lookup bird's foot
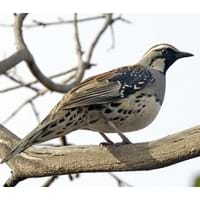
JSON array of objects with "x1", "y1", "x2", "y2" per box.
[
  {"x1": 114, "y1": 140, "x2": 132, "y2": 146},
  {"x1": 99, "y1": 139, "x2": 131, "y2": 148},
  {"x1": 99, "y1": 141, "x2": 114, "y2": 148}
]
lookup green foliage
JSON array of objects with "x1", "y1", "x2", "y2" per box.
[{"x1": 193, "y1": 176, "x2": 200, "y2": 187}]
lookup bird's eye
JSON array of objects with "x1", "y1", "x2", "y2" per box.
[{"x1": 161, "y1": 49, "x2": 168, "y2": 56}]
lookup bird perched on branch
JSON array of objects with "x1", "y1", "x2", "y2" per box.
[{"x1": 1, "y1": 43, "x2": 193, "y2": 163}]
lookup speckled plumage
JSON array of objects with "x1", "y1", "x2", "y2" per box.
[{"x1": 1, "y1": 43, "x2": 193, "y2": 163}]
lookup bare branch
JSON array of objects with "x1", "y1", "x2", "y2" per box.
[
  {"x1": 29, "y1": 101, "x2": 40, "y2": 123},
  {"x1": 0, "y1": 67, "x2": 77, "y2": 93},
  {"x1": 0, "y1": 50, "x2": 26, "y2": 74},
  {"x1": 4, "y1": 72, "x2": 40, "y2": 93},
  {"x1": 13, "y1": 13, "x2": 88, "y2": 93},
  {"x1": 74, "y1": 13, "x2": 83, "y2": 60},
  {"x1": 85, "y1": 14, "x2": 131, "y2": 63},
  {"x1": 0, "y1": 13, "x2": 123, "y2": 93},
  {"x1": 1, "y1": 124, "x2": 200, "y2": 186},
  {"x1": 42, "y1": 136, "x2": 79, "y2": 186},
  {"x1": 113, "y1": 14, "x2": 132, "y2": 24},
  {"x1": 86, "y1": 14, "x2": 113, "y2": 63},
  {"x1": 0, "y1": 15, "x2": 107, "y2": 28},
  {"x1": 109, "y1": 173, "x2": 132, "y2": 187},
  {"x1": 42, "y1": 176, "x2": 58, "y2": 187},
  {"x1": 2, "y1": 65, "x2": 84, "y2": 125},
  {"x1": 71, "y1": 13, "x2": 86, "y2": 85},
  {"x1": 108, "y1": 24, "x2": 115, "y2": 50},
  {"x1": 3, "y1": 175, "x2": 24, "y2": 187},
  {"x1": 30, "y1": 15, "x2": 106, "y2": 28},
  {"x1": 3, "y1": 89, "x2": 47, "y2": 124}
]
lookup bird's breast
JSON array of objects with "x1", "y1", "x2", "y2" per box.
[{"x1": 85, "y1": 92, "x2": 162, "y2": 133}]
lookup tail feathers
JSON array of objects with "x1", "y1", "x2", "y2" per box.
[
  {"x1": 1, "y1": 116, "x2": 72, "y2": 163},
  {"x1": 1, "y1": 141, "x2": 31, "y2": 163},
  {"x1": 1, "y1": 127, "x2": 44, "y2": 164}
]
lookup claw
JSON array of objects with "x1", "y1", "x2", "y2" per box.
[{"x1": 99, "y1": 142, "x2": 114, "y2": 148}]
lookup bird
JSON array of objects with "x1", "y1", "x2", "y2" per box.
[{"x1": 1, "y1": 43, "x2": 193, "y2": 163}]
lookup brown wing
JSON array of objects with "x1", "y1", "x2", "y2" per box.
[
  {"x1": 56, "y1": 65, "x2": 154, "y2": 110},
  {"x1": 60, "y1": 69, "x2": 122, "y2": 109}
]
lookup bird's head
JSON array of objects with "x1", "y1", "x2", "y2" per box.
[{"x1": 139, "y1": 44, "x2": 194, "y2": 74}]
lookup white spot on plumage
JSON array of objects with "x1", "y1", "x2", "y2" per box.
[
  {"x1": 134, "y1": 85, "x2": 140, "y2": 90},
  {"x1": 138, "y1": 81, "x2": 144, "y2": 84}
]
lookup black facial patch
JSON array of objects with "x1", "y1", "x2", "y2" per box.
[{"x1": 161, "y1": 48, "x2": 177, "y2": 72}]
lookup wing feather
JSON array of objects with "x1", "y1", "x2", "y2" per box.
[{"x1": 58, "y1": 65, "x2": 154, "y2": 109}]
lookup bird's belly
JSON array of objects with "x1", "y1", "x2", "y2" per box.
[
  {"x1": 116, "y1": 97, "x2": 161, "y2": 132},
  {"x1": 85, "y1": 95, "x2": 161, "y2": 133}
]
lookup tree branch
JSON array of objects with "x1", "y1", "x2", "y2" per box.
[
  {"x1": 0, "y1": 50, "x2": 26, "y2": 74},
  {"x1": 42, "y1": 176, "x2": 58, "y2": 187},
  {"x1": 109, "y1": 173, "x2": 132, "y2": 187},
  {"x1": 13, "y1": 13, "x2": 89, "y2": 93},
  {"x1": 4, "y1": 72, "x2": 40, "y2": 93},
  {"x1": 0, "y1": 14, "x2": 131, "y2": 29},
  {"x1": 0, "y1": 67, "x2": 77, "y2": 93},
  {"x1": 86, "y1": 14, "x2": 113, "y2": 63},
  {"x1": 0, "y1": 15, "x2": 107, "y2": 28},
  {"x1": 1, "y1": 124, "x2": 200, "y2": 186},
  {"x1": 0, "y1": 13, "x2": 125, "y2": 94}
]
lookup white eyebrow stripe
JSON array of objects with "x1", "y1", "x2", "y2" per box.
[
  {"x1": 151, "y1": 44, "x2": 174, "y2": 51},
  {"x1": 143, "y1": 44, "x2": 179, "y2": 56}
]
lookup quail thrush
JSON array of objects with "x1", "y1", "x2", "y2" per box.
[{"x1": 1, "y1": 43, "x2": 193, "y2": 163}]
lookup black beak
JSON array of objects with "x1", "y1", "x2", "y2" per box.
[{"x1": 176, "y1": 51, "x2": 194, "y2": 59}]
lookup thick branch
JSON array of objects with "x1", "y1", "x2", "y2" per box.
[
  {"x1": 1, "y1": 124, "x2": 200, "y2": 185},
  {"x1": 0, "y1": 50, "x2": 26, "y2": 74}
]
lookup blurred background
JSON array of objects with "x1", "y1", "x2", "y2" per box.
[{"x1": 0, "y1": 14, "x2": 200, "y2": 186}]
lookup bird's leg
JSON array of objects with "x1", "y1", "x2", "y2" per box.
[
  {"x1": 106, "y1": 120, "x2": 132, "y2": 144},
  {"x1": 107, "y1": 121, "x2": 131, "y2": 144},
  {"x1": 98, "y1": 132, "x2": 114, "y2": 145},
  {"x1": 99, "y1": 113, "x2": 131, "y2": 145}
]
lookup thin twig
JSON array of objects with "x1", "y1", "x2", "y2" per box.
[
  {"x1": 72, "y1": 13, "x2": 85, "y2": 85},
  {"x1": 2, "y1": 89, "x2": 47, "y2": 124},
  {"x1": 0, "y1": 15, "x2": 107, "y2": 28},
  {"x1": 29, "y1": 101, "x2": 41, "y2": 123},
  {"x1": 2, "y1": 66, "x2": 82, "y2": 125},
  {"x1": 86, "y1": 14, "x2": 113, "y2": 63},
  {"x1": 42, "y1": 176, "x2": 58, "y2": 187},
  {"x1": 4, "y1": 72, "x2": 40, "y2": 93},
  {"x1": 109, "y1": 173, "x2": 132, "y2": 187},
  {"x1": 108, "y1": 24, "x2": 115, "y2": 50},
  {"x1": 0, "y1": 14, "x2": 132, "y2": 29},
  {"x1": 0, "y1": 67, "x2": 77, "y2": 93},
  {"x1": 74, "y1": 13, "x2": 83, "y2": 60}
]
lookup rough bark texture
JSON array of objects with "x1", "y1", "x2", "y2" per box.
[{"x1": 1, "y1": 124, "x2": 200, "y2": 183}]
